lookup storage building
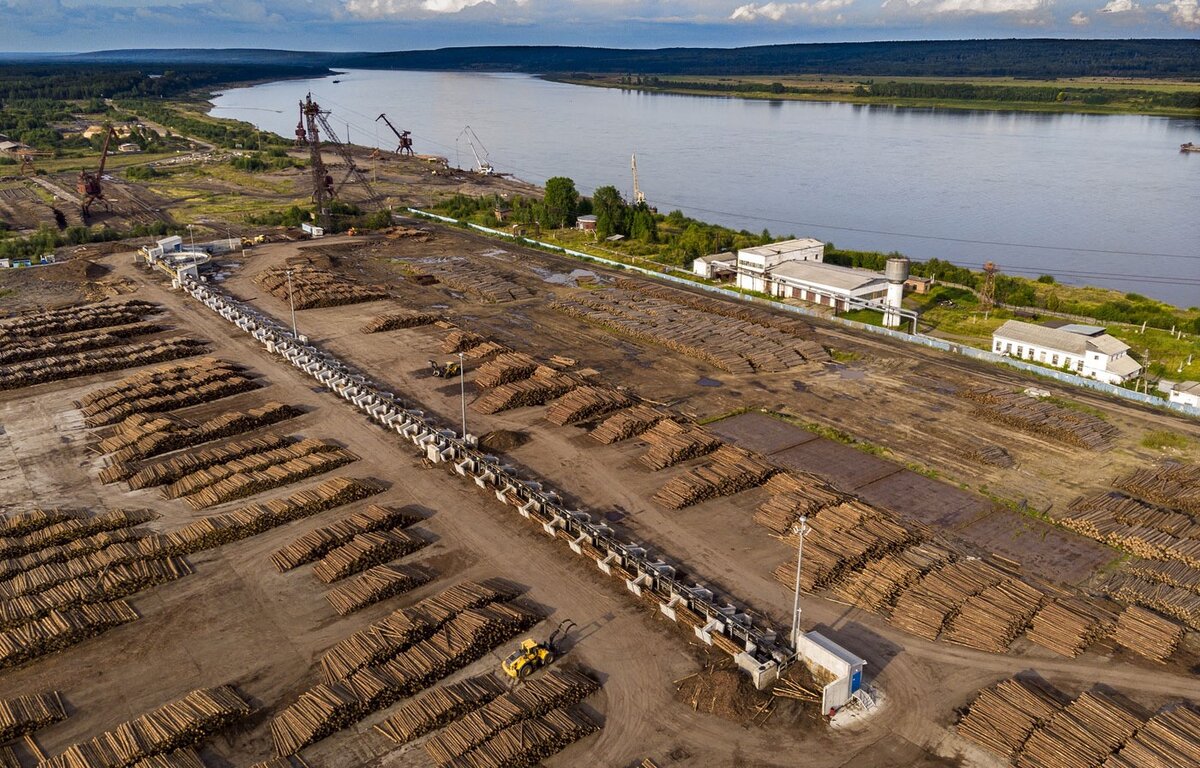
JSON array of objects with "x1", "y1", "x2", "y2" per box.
[
  {"x1": 992, "y1": 320, "x2": 1142, "y2": 385},
  {"x1": 735, "y1": 238, "x2": 825, "y2": 293},
  {"x1": 692, "y1": 251, "x2": 737, "y2": 280}
]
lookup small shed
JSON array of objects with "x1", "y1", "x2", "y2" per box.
[
  {"x1": 905, "y1": 275, "x2": 933, "y2": 294},
  {"x1": 796, "y1": 631, "x2": 866, "y2": 714},
  {"x1": 576, "y1": 215, "x2": 598, "y2": 232},
  {"x1": 301, "y1": 223, "x2": 325, "y2": 238},
  {"x1": 693, "y1": 251, "x2": 737, "y2": 280},
  {"x1": 493, "y1": 204, "x2": 511, "y2": 222}
]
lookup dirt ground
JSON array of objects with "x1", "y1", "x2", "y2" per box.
[{"x1": 1, "y1": 224, "x2": 1198, "y2": 768}]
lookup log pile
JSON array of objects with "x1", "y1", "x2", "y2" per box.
[
  {"x1": 1111, "y1": 605, "x2": 1184, "y2": 663},
  {"x1": 40, "y1": 686, "x2": 251, "y2": 768},
  {"x1": 753, "y1": 473, "x2": 844, "y2": 535},
  {"x1": 270, "y1": 504, "x2": 420, "y2": 571},
  {"x1": 965, "y1": 442, "x2": 1015, "y2": 468},
  {"x1": 888, "y1": 559, "x2": 1007, "y2": 640},
  {"x1": 652, "y1": 445, "x2": 777, "y2": 509},
  {"x1": 412, "y1": 260, "x2": 535, "y2": 303},
  {"x1": 424, "y1": 668, "x2": 599, "y2": 765},
  {"x1": 311, "y1": 529, "x2": 428, "y2": 583},
  {"x1": 163, "y1": 439, "x2": 348, "y2": 499},
  {"x1": 1052, "y1": 493, "x2": 1200, "y2": 569},
  {"x1": 125, "y1": 435, "x2": 293, "y2": 490},
  {"x1": 831, "y1": 542, "x2": 955, "y2": 612},
  {"x1": 179, "y1": 448, "x2": 359, "y2": 510},
  {"x1": 319, "y1": 580, "x2": 518, "y2": 683},
  {"x1": 545, "y1": 386, "x2": 631, "y2": 426},
  {"x1": 941, "y1": 577, "x2": 1044, "y2": 653},
  {"x1": 0, "y1": 338, "x2": 207, "y2": 392},
  {"x1": 474, "y1": 353, "x2": 538, "y2": 389},
  {"x1": 0, "y1": 509, "x2": 151, "y2": 560},
  {"x1": 1025, "y1": 597, "x2": 1119, "y2": 657},
  {"x1": 472, "y1": 368, "x2": 578, "y2": 415},
  {"x1": 442, "y1": 330, "x2": 485, "y2": 355},
  {"x1": 129, "y1": 749, "x2": 205, "y2": 768},
  {"x1": 0, "y1": 692, "x2": 66, "y2": 741},
  {"x1": 324, "y1": 563, "x2": 434, "y2": 615},
  {"x1": 1016, "y1": 690, "x2": 1147, "y2": 768},
  {"x1": 162, "y1": 477, "x2": 385, "y2": 555},
  {"x1": 253, "y1": 266, "x2": 388, "y2": 310},
  {"x1": 1114, "y1": 462, "x2": 1200, "y2": 517},
  {"x1": 0, "y1": 509, "x2": 74, "y2": 539},
  {"x1": 0, "y1": 600, "x2": 139, "y2": 668},
  {"x1": 1103, "y1": 573, "x2": 1200, "y2": 630},
  {"x1": 1124, "y1": 558, "x2": 1200, "y2": 594},
  {"x1": 443, "y1": 706, "x2": 597, "y2": 768},
  {"x1": 360, "y1": 311, "x2": 438, "y2": 333},
  {"x1": 588, "y1": 406, "x2": 669, "y2": 444},
  {"x1": 956, "y1": 677, "x2": 1068, "y2": 761},
  {"x1": 773, "y1": 502, "x2": 918, "y2": 593},
  {"x1": 0, "y1": 323, "x2": 165, "y2": 367},
  {"x1": 0, "y1": 535, "x2": 172, "y2": 598},
  {"x1": 638, "y1": 420, "x2": 722, "y2": 471},
  {"x1": 81, "y1": 360, "x2": 257, "y2": 427},
  {"x1": 0, "y1": 300, "x2": 159, "y2": 340},
  {"x1": 959, "y1": 386, "x2": 1119, "y2": 450},
  {"x1": 463, "y1": 341, "x2": 508, "y2": 361},
  {"x1": 374, "y1": 675, "x2": 507, "y2": 746},
  {"x1": 614, "y1": 277, "x2": 819, "y2": 338},
  {"x1": 1106, "y1": 706, "x2": 1200, "y2": 768}
]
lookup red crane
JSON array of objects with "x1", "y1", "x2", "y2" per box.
[
  {"x1": 77, "y1": 127, "x2": 117, "y2": 219},
  {"x1": 375, "y1": 113, "x2": 414, "y2": 156}
]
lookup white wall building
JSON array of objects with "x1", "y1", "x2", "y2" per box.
[
  {"x1": 735, "y1": 238, "x2": 825, "y2": 293},
  {"x1": 692, "y1": 251, "x2": 737, "y2": 280},
  {"x1": 767, "y1": 261, "x2": 890, "y2": 312},
  {"x1": 992, "y1": 320, "x2": 1142, "y2": 385},
  {"x1": 1165, "y1": 381, "x2": 1200, "y2": 408}
]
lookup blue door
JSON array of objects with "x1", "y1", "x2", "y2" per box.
[{"x1": 850, "y1": 667, "x2": 862, "y2": 693}]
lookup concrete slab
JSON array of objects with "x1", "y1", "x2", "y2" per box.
[
  {"x1": 856, "y1": 469, "x2": 992, "y2": 530},
  {"x1": 770, "y1": 439, "x2": 901, "y2": 491},
  {"x1": 705, "y1": 411, "x2": 819, "y2": 455},
  {"x1": 955, "y1": 510, "x2": 1115, "y2": 585}
]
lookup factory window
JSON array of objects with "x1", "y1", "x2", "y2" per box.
[
  {"x1": 1038, "y1": 351, "x2": 1046, "y2": 362},
  {"x1": 1005, "y1": 343, "x2": 1012, "y2": 353},
  {"x1": 1065, "y1": 357, "x2": 1072, "y2": 369},
  {"x1": 1052, "y1": 354, "x2": 1059, "y2": 366},
  {"x1": 1016, "y1": 346, "x2": 1023, "y2": 357},
  {"x1": 995, "y1": 341, "x2": 1003, "y2": 351}
]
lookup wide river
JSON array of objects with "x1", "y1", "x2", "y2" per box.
[{"x1": 211, "y1": 70, "x2": 1200, "y2": 306}]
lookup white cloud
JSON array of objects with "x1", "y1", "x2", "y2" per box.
[
  {"x1": 884, "y1": 0, "x2": 1049, "y2": 13},
  {"x1": 1069, "y1": 9, "x2": 1089, "y2": 20},
  {"x1": 1155, "y1": 0, "x2": 1199, "y2": 24},
  {"x1": 1098, "y1": 0, "x2": 1138, "y2": 11},
  {"x1": 344, "y1": 0, "x2": 528, "y2": 17},
  {"x1": 730, "y1": 0, "x2": 852, "y2": 19}
]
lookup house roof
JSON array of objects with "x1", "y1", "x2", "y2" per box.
[
  {"x1": 739, "y1": 238, "x2": 825, "y2": 258},
  {"x1": 770, "y1": 260, "x2": 888, "y2": 293},
  {"x1": 1086, "y1": 334, "x2": 1130, "y2": 356},
  {"x1": 1056, "y1": 323, "x2": 1107, "y2": 336},
  {"x1": 695, "y1": 251, "x2": 736, "y2": 264},
  {"x1": 1172, "y1": 380, "x2": 1200, "y2": 396},
  {"x1": 994, "y1": 320, "x2": 1131, "y2": 358},
  {"x1": 1106, "y1": 354, "x2": 1142, "y2": 377}
]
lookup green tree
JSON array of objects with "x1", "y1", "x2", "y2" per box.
[
  {"x1": 543, "y1": 176, "x2": 579, "y2": 229},
  {"x1": 590, "y1": 185, "x2": 628, "y2": 238}
]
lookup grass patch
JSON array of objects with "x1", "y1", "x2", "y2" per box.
[
  {"x1": 697, "y1": 406, "x2": 753, "y2": 425},
  {"x1": 765, "y1": 409, "x2": 889, "y2": 457},
  {"x1": 1141, "y1": 430, "x2": 1191, "y2": 451},
  {"x1": 829, "y1": 349, "x2": 858, "y2": 363}
]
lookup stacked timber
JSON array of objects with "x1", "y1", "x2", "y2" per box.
[
  {"x1": 1025, "y1": 597, "x2": 1119, "y2": 657},
  {"x1": 0, "y1": 300, "x2": 158, "y2": 339},
  {"x1": 40, "y1": 686, "x2": 251, "y2": 768},
  {"x1": 1103, "y1": 573, "x2": 1200, "y2": 630},
  {"x1": 311, "y1": 529, "x2": 428, "y2": 583},
  {"x1": 638, "y1": 420, "x2": 721, "y2": 471},
  {"x1": 270, "y1": 505, "x2": 420, "y2": 571},
  {"x1": 652, "y1": 445, "x2": 777, "y2": 509},
  {"x1": 941, "y1": 578, "x2": 1044, "y2": 653},
  {"x1": 959, "y1": 386, "x2": 1119, "y2": 450},
  {"x1": 0, "y1": 509, "x2": 151, "y2": 559},
  {"x1": 889, "y1": 560, "x2": 1007, "y2": 640},
  {"x1": 79, "y1": 358, "x2": 230, "y2": 408},
  {"x1": 472, "y1": 368, "x2": 578, "y2": 415},
  {"x1": 253, "y1": 266, "x2": 387, "y2": 310},
  {"x1": 831, "y1": 542, "x2": 955, "y2": 612},
  {"x1": 1124, "y1": 558, "x2": 1200, "y2": 594},
  {"x1": 1053, "y1": 493, "x2": 1200, "y2": 569},
  {"x1": 474, "y1": 353, "x2": 538, "y2": 389},
  {"x1": 0, "y1": 528, "x2": 145, "y2": 584},
  {"x1": 268, "y1": 684, "x2": 362, "y2": 757},
  {"x1": 0, "y1": 323, "x2": 165, "y2": 367},
  {"x1": 164, "y1": 439, "x2": 347, "y2": 498},
  {"x1": 0, "y1": 338, "x2": 207, "y2": 392},
  {"x1": 545, "y1": 386, "x2": 632, "y2": 426},
  {"x1": 444, "y1": 706, "x2": 598, "y2": 768},
  {"x1": 319, "y1": 580, "x2": 518, "y2": 683},
  {"x1": 1114, "y1": 462, "x2": 1200, "y2": 517},
  {"x1": 324, "y1": 563, "x2": 434, "y2": 615},
  {"x1": 588, "y1": 406, "x2": 668, "y2": 444},
  {"x1": 463, "y1": 341, "x2": 508, "y2": 361},
  {"x1": 125, "y1": 436, "x2": 293, "y2": 490},
  {"x1": 374, "y1": 675, "x2": 507, "y2": 745},
  {"x1": 247, "y1": 758, "x2": 309, "y2": 768},
  {"x1": 0, "y1": 600, "x2": 139, "y2": 668},
  {"x1": 956, "y1": 677, "x2": 1068, "y2": 761},
  {"x1": 0, "y1": 509, "x2": 74, "y2": 538},
  {"x1": 442, "y1": 330, "x2": 485, "y2": 354},
  {"x1": 412, "y1": 261, "x2": 534, "y2": 303},
  {"x1": 361, "y1": 311, "x2": 438, "y2": 333},
  {"x1": 1017, "y1": 690, "x2": 1147, "y2": 768},
  {"x1": 0, "y1": 692, "x2": 66, "y2": 741},
  {"x1": 102, "y1": 403, "x2": 303, "y2": 467},
  {"x1": 180, "y1": 449, "x2": 359, "y2": 510},
  {"x1": 773, "y1": 502, "x2": 918, "y2": 593},
  {"x1": 0, "y1": 536, "x2": 171, "y2": 598},
  {"x1": 1106, "y1": 706, "x2": 1200, "y2": 768},
  {"x1": 1111, "y1": 605, "x2": 1184, "y2": 662},
  {"x1": 424, "y1": 668, "x2": 599, "y2": 765},
  {"x1": 163, "y1": 477, "x2": 385, "y2": 555},
  {"x1": 81, "y1": 361, "x2": 257, "y2": 427},
  {"x1": 965, "y1": 442, "x2": 1015, "y2": 468},
  {"x1": 752, "y1": 473, "x2": 844, "y2": 534},
  {"x1": 129, "y1": 749, "x2": 205, "y2": 768}
]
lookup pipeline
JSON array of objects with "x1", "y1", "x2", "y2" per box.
[{"x1": 177, "y1": 278, "x2": 789, "y2": 689}]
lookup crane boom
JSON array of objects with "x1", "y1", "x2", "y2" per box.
[
  {"x1": 77, "y1": 126, "x2": 118, "y2": 218},
  {"x1": 457, "y1": 126, "x2": 494, "y2": 175},
  {"x1": 375, "y1": 113, "x2": 414, "y2": 156}
]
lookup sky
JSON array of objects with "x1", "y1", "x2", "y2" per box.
[{"x1": 0, "y1": 0, "x2": 1195, "y2": 52}]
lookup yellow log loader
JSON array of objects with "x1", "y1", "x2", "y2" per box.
[{"x1": 501, "y1": 619, "x2": 575, "y2": 679}]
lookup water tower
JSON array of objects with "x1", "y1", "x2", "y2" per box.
[{"x1": 883, "y1": 257, "x2": 910, "y2": 327}]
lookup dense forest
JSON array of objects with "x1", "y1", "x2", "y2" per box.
[
  {"x1": 0, "y1": 62, "x2": 328, "y2": 101},
  {"x1": 70, "y1": 40, "x2": 1200, "y2": 79}
]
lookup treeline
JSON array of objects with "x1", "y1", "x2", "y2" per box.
[
  {"x1": 0, "y1": 221, "x2": 178, "y2": 260},
  {"x1": 860, "y1": 81, "x2": 1200, "y2": 109},
  {"x1": 113, "y1": 100, "x2": 289, "y2": 150},
  {"x1": 0, "y1": 62, "x2": 327, "y2": 101}
]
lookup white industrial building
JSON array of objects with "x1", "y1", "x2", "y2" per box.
[
  {"x1": 1164, "y1": 381, "x2": 1200, "y2": 408},
  {"x1": 766, "y1": 261, "x2": 891, "y2": 312},
  {"x1": 692, "y1": 251, "x2": 737, "y2": 280},
  {"x1": 992, "y1": 320, "x2": 1142, "y2": 385},
  {"x1": 735, "y1": 238, "x2": 826, "y2": 293}
]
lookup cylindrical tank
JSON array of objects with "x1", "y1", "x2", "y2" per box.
[{"x1": 885, "y1": 256, "x2": 911, "y2": 284}]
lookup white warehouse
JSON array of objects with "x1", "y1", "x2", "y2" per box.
[
  {"x1": 992, "y1": 320, "x2": 1142, "y2": 385},
  {"x1": 735, "y1": 238, "x2": 826, "y2": 293}
]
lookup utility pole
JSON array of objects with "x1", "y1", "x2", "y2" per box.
[
  {"x1": 286, "y1": 268, "x2": 298, "y2": 340},
  {"x1": 791, "y1": 515, "x2": 810, "y2": 649},
  {"x1": 458, "y1": 351, "x2": 467, "y2": 438}
]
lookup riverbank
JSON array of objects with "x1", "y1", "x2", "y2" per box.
[{"x1": 549, "y1": 74, "x2": 1200, "y2": 118}]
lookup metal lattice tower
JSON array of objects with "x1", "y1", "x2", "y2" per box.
[
  {"x1": 981, "y1": 261, "x2": 998, "y2": 309},
  {"x1": 302, "y1": 94, "x2": 333, "y2": 231}
]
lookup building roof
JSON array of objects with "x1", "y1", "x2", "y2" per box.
[
  {"x1": 994, "y1": 320, "x2": 1131, "y2": 358},
  {"x1": 0, "y1": 141, "x2": 30, "y2": 152},
  {"x1": 739, "y1": 238, "x2": 825, "y2": 258},
  {"x1": 694, "y1": 251, "x2": 736, "y2": 264},
  {"x1": 769, "y1": 260, "x2": 888, "y2": 293},
  {"x1": 1106, "y1": 354, "x2": 1142, "y2": 377},
  {"x1": 1056, "y1": 323, "x2": 1107, "y2": 337},
  {"x1": 1172, "y1": 380, "x2": 1200, "y2": 396},
  {"x1": 576, "y1": 214, "x2": 597, "y2": 222}
]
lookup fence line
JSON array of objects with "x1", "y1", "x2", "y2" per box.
[{"x1": 404, "y1": 208, "x2": 1200, "y2": 420}]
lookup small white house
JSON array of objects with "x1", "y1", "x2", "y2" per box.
[
  {"x1": 992, "y1": 320, "x2": 1142, "y2": 385},
  {"x1": 301, "y1": 223, "x2": 325, "y2": 238},
  {"x1": 735, "y1": 238, "x2": 825, "y2": 293},
  {"x1": 1165, "y1": 381, "x2": 1200, "y2": 408},
  {"x1": 139, "y1": 235, "x2": 183, "y2": 262},
  {"x1": 692, "y1": 251, "x2": 737, "y2": 280}
]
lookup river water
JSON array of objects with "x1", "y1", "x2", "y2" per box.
[{"x1": 211, "y1": 70, "x2": 1200, "y2": 307}]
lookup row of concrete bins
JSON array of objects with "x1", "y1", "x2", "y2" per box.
[{"x1": 179, "y1": 278, "x2": 792, "y2": 690}]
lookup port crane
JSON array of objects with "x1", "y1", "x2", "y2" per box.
[
  {"x1": 375, "y1": 113, "x2": 414, "y2": 156},
  {"x1": 77, "y1": 126, "x2": 117, "y2": 219},
  {"x1": 15, "y1": 150, "x2": 53, "y2": 176},
  {"x1": 631, "y1": 153, "x2": 646, "y2": 205},
  {"x1": 457, "y1": 126, "x2": 495, "y2": 176},
  {"x1": 299, "y1": 93, "x2": 382, "y2": 230}
]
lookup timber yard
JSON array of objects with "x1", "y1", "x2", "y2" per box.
[{"x1": 0, "y1": 88, "x2": 1198, "y2": 768}]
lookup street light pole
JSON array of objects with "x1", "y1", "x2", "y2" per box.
[
  {"x1": 791, "y1": 515, "x2": 810, "y2": 650},
  {"x1": 458, "y1": 351, "x2": 467, "y2": 437},
  {"x1": 286, "y1": 268, "x2": 298, "y2": 340}
]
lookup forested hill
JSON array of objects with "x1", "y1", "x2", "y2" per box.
[{"x1": 70, "y1": 39, "x2": 1200, "y2": 79}]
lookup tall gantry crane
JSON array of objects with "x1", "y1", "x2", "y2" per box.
[
  {"x1": 457, "y1": 126, "x2": 495, "y2": 176},
  {"x1": 375, "y1": 113, "x2": 414, "y2": 156},
  {"x1": 16, "y1": 150, "x2": 52, "y2": 177},
  {"x1": 300, "y1": 93, "x2": 382, "y2": 231},
  {"x1": 631, "y1": 153, "x2": 646, "y2": 206},
  {"x1": 77, "y1": 126, "x2": 117, "y2": 219}
]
